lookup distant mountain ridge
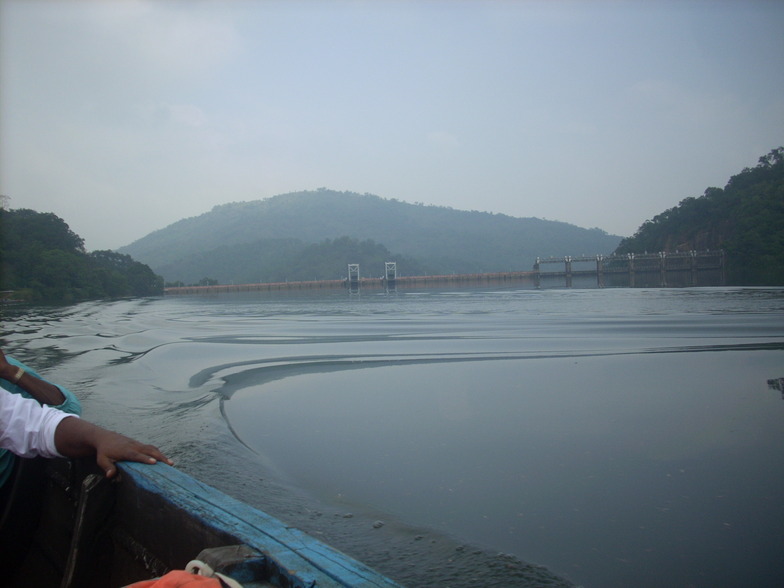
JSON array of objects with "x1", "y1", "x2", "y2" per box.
[{"x1": 119, "y1": 190, "x2": 622, "y2": 284}]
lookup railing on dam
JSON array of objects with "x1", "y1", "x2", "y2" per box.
[{"x1": 534, "y1": 250, "x2": 725, "y2": 288}]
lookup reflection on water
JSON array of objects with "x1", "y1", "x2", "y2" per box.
[{"x1": 2, "y1": 287, "x2": 783, "y2": 588}]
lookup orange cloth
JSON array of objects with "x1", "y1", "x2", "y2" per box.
[{"x1": 125, "y1": 570, "x2": 226, "y2": 587}]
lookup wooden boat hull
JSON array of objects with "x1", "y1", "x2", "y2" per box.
[{"x1": 2, "y1": 457, "x2": 400, "y2": 588}]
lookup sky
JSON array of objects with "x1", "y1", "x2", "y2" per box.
[{"x1": 1, "y1": 0, "x2": 782, "y2": 252}]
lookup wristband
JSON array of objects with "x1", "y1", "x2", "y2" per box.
[{"x1": 10, "y1": 366, "x2": 25, "y2": 384}]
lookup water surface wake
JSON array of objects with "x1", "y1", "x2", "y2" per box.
[{"x1": 2, "y1": 287, "x2": 783, "y2": 587}]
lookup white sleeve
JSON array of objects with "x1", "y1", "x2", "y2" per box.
[{"x1": 0, "y1": 390, "x2": 77, "y2": 458}]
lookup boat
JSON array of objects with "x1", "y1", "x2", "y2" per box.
[{"x1": 0, "y1": 456, "x2": 401, "y2": 587}]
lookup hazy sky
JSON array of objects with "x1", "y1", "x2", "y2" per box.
[{"x1": 1, "y1": 0, "x2": 782, "y2": 251}]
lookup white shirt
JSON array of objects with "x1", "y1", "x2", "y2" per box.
[{"x1": 0, "y1": 389, "x2": 76, "y2": 458}]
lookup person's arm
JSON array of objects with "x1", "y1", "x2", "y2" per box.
[
  {"x1": 53, "y1": 417, "x2": 174, "y2": 478},
  {"x1": 0, "y1": 349, "x2": 66, "y2": 406},
  {"x1": 0, "y1": 349, "x2": 172, "y2": 478},
  {"x1": 0, "y1": 390, "x2": 70, "y2": 458}
]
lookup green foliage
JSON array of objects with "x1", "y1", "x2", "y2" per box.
[
  {"x1": 292, "y1": 236, "x2": 431, "y2": 281},
  {"x1": 615, "y1": 147, "x2": 784, "y2": 285},
  {"x1": 160, "y1": 236, "x2": 431, "y2": 285},
  {"x1": 160, "y1": 238, "x2": 308, "y2": 285},
  {"x1": 89, "y1": 250, "x2": 164, "y2": 297},
  {"x1": 0, "y1": 209, "x2": 163, "y2": 302}
]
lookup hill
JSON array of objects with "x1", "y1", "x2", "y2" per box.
[
  {"x1": 119, "y1": 190, "x2": 622, "y2": 284},
  {"x1": 0, "y1": 208, "x2": 162, "y2": 302},
  {"x1": 615, "y1": 147, "x2": 784, "y2": 285},
  {"x1": 156, "y1": 236, "x2": 433, "y2": 287}
]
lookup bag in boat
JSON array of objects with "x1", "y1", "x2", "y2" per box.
[{"x1": 124, "y1": 560, "x2": 243, "y2": 588}]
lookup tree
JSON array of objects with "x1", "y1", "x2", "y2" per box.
[
  {"x1": 1, "y1": 209, "x2": 163, "y2": 301},
  {"x1": 615, "y1": 147, "x2": 784, "y2": 285}
]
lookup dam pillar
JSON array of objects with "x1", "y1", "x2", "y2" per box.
[
  {"x1": 533, "y1": 258, "x2": 541, "y2": 288},
  {"x1": 384, "y1": 262, "x2": 397, "y2": 293},
  {"x1": 347, "y1": 264, "x2": 360, "y2": 294},
  {"x1": 659, "y1": 251, "x2": 667, "y2": 287},
  {"x1": 596, "y1": 255, "x2": 604, "y2": 288}
]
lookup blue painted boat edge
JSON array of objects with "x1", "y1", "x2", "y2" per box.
[{"x1": 119, "y1": 461, "x2": 402, "y2": 588}]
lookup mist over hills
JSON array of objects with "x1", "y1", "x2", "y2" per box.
[{"x1": 119, "y1": 190, "x2": 622, "y2": 285}]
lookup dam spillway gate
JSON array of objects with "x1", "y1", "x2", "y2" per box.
[{"x1": 534, "y1": 250, "x2": 725, "y2": 288}]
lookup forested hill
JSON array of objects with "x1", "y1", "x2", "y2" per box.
[
  {"x1": 119, "y1": 190, "x2": 621, "y2": 285},
  {"x1": 615, "y1": 147, "x2": 784, "y2": 285},
  {"x1": 0, "y1": 208, "x2": 162, "y2": 302}
]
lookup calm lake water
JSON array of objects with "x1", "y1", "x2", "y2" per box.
[{"x1": 2, "y1": 286, "x2": 783, "y2": 587}]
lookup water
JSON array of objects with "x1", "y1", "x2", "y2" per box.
[{"x1": 2, "y1": 287, "x2": 783, "y2": 587}]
